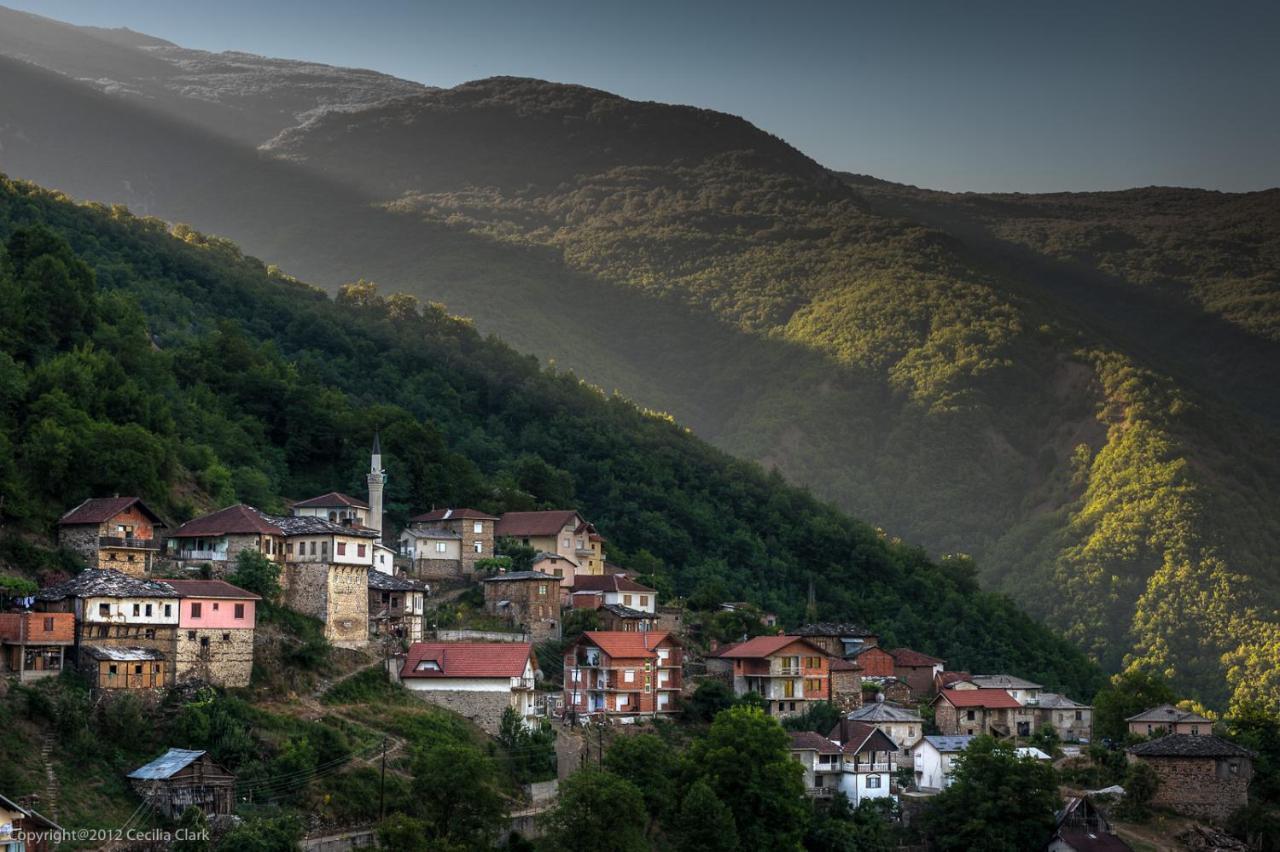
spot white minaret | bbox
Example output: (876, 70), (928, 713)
(367, 432), (386, 540)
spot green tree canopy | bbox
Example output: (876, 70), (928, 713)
(537, 768), (648, 852)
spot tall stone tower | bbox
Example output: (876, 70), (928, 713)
(367, 432), (386, 541)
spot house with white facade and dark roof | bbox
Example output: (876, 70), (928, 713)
(390, 641), (540, 733)
(912, 735), (974, 792)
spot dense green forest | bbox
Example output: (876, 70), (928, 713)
(0, 174), (1102, 696)
(1, 32), (1277, 710)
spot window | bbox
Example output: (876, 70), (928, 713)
(187, 631), (196, 641)
(867, 775), (881, 788)
(145, 604), (153, 617)
(473, 541), (483, 553)
(192, 602), (203, 618)
(473, 521), (483, 534)
(337, 542), (347, 556)
(234, 603), (245, 619)
(43, 617), (54, 631)
(623, 594), (632, 606)
(624, 670), (635, 683)
(435, 542), (448, 553)
(144, 628), (156, 639)
(966, 710), (976, 721)
(554, 569), (563, 578)
(640, 596), (648, 607)
(1191, 726), (1200, 735)
(538, 584), (548, 595)
(164, 604), (172, 618)
(200, 637), (210, 648)
(805, 656), (823, 668)
(1075, 710), (1083, 721)
(108, 664), (118, 676)
(222, 633), (231, 642)
(309, 541), (317, 556)
(287, 542), (294, 555)
(357, 544), (367, 558)
(783, 680), (796, 698)
(562, 537), (571, 548)
(805, 678), (822, 692)
(134, 664), (143, 675)
(132, 603), (141, 616)
(99, 603), (110, 617)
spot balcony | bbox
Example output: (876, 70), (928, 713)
(173, 550), (227, 562)
(99, 536), (159, 550)
(846, 763), (892, 773)
(776, 667), (802, 676)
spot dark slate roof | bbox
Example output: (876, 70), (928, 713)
(1127, 735), (1253, 758)
(37, 569), (176, 601)
(601, 604), (651, 619)
(792, 622), (877, 638)
(291, 491), (369, 509)
(480, 571), (557, 583)
(59, 496), (166, 526)
(1039, 692), (1091, 710)
(1125, 703), (1213, 725)
(402, 526), (462, 539)
(409, 508), (499, 523)
(269, 513), (380, 538)
(971, 674), (1043, 690)
(919, 735), (975, 753)
(368, 571), (427, 591)
(127, 748), (207, 780)
(847, 701), (923, 723)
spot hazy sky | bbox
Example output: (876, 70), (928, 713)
(9, 0), (1279, 192)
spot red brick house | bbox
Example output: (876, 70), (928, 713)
(563, 631), (682, 719)
(933, 687), (1036, 737)
(852, 645), (896, 678)
(717, 635), (830, 717)
(0, 611), (75, 681)
(58, 496), (166, 575)
(888, 647), (945, 697)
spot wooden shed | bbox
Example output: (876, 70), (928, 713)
(126, 749), (236, 818)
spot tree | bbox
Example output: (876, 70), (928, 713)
(683, 680), (735, 724)
(498, 706), (557, 784)
(229, 549), (281, 603)
(603, 733), (678, 829)
(1092, 671), (1176, 741)
(411, 741), (507, 849)
(671, 778), (737, 852)
(1115, 759), (1160, 822)
(215, 812), (303, 852)
(537, 768), (648, 852)
(804, 795), (895, 852)
(171, 806), (210, 852)
(685, 706), (808, 850)
(781, 701), (841, 735)
(918, 736), (1059, 851)
(1029, 723), (1060, 755)
(377, 813), (431, 852)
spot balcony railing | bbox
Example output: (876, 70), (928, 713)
(846, 763), (892, 773)
(99, 536), (159, 550)
(173, 550), (227, 561)
(776, 667), (802, 676)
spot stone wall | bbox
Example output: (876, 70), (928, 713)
(58, 525), (100, 567)
(173, 627), (255, 687)
(411, 557), (464, 580)
(326, 565), (370, 648)
(283, 561), (330, 622)
(407, 688), (513, 734)
(1140, 755), (1252, 824)
(830, 670), (863, 712)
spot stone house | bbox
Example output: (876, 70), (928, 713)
(1126, 704), (1214, 737)
(481, 571), (560, 639)
(563, 631), (682, 719)
(405, 508), (498, 576)
(368, 572), (427, 643)
(0, 610), (75, 681)
(598, 604), (657, 633)
(828, 720), (898, 807)
(716, 635), (830, 718)
(274, 513), (380, 648)
(58, 496), (166, 576)
(398, 526), (463, 577)
(165, 579), (259, 688)
(828, 658), (864, 712)
(655, 604), (685, 635)
(1126, 735), (1253, 823)
(842, 700), (924, 767)
(932, 687), (1036, 737)
(792, 623), (879, 657)
(0, 791), (61, 852)
(888, 647), (946, 697)
(912, 735), (974, 791)
(496, 510), (604, 579)
(392, 642), (540, 733)
(126, 748), (236, 819)
(166, 503), (288, 568)
(1038, 693), (1093, 742)
(35, 569), (179, 688)
(290, 491), (370, 527)
(788, 730), (844, 797)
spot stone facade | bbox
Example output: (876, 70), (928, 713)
(482, 573), (560, 640)
(830, 664), (864, 712)
(411, 557), (466, 579)
(174, 627), (255, 687)
(405, 688), (516, 735)
(1137, 755), (1252, 823)
(282, 561), (370, 648)
(458, 518), (495, 575)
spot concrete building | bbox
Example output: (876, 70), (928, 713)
(1126, 704), (1214, 737)
(0, 611), (75, 681)
(787, 731), (844, 797)
(932, 687), (1036, 737)
(480, 571), (560, 640)
(405, 508), (498, 577)
(165, 579), (259, 688)
(368, 571), (427, 643)
(398, 526), (463, 577)
(563, 631), (682, 719)
(569, 574), (657, 612)
(126, 749), (236, 819)
(842, 700), (924, 767)
(495, 511), (604, 579)
(57, 496), (166, 575)
(1038, 692), (1093, 743)
(392, 642), (540, 733)
(1126, 735), (1253, 823)
(35, 569), (179, 688)
(716, 635), (830, 718)
(912, 735), (974, 791)
(166, 503), (287, 567)
(829, 720), (898, 807)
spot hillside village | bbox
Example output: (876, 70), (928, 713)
(2, 437), (1272, 851)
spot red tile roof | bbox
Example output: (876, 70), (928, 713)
(788, 731), (842, 754)
(715, 635), (826, 659)
(889, 647), (946, 667)
(409, 508), (499, 523)
(936, 671), (972, 688)
(400, 642), (535, 679)
(164, 579), (261, 600)
(169, 504), (281, 537)
(496, 510), (583, 537)
(581, 631), (676, 659)
(936, 688), (1022, 709)
(571, 575), (655, 594)
(291, 492), (368, 510)
(59, 496), (165, 526)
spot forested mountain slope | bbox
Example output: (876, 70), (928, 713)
(1, 19), (1277, 708)
(0, 174), (1102, 698)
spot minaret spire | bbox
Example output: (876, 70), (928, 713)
(367, 431), (385, 541)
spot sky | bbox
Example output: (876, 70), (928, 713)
(7, 0), (1279, 193)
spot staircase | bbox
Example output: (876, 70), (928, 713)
(40, 732), (59, 821)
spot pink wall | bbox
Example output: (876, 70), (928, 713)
(178, 598), (256, 629)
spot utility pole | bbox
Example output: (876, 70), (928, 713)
(379, 736), (388, 820)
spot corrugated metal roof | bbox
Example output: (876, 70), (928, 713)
(127, 748), (206, 780)
(83, 645), (166, 661)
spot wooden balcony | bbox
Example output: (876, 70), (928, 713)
(99, 536), (159, 550)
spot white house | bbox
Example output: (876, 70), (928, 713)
(829, 719), (898, 806)
(569, 574), (659, 613)
(787, 731), (845, 796)
(290, 491), (370, 527)
(391, 641), (539, 731)
(842, 700), (924, 767)
(398, 527), (462, 561)
(912, 735), (974, 791)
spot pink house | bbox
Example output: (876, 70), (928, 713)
(166, 580), (260, 687)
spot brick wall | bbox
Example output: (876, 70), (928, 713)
(173, 627), (255, 687)
(457, 519), (494, 575)
(1138, 755), (1252, 824)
